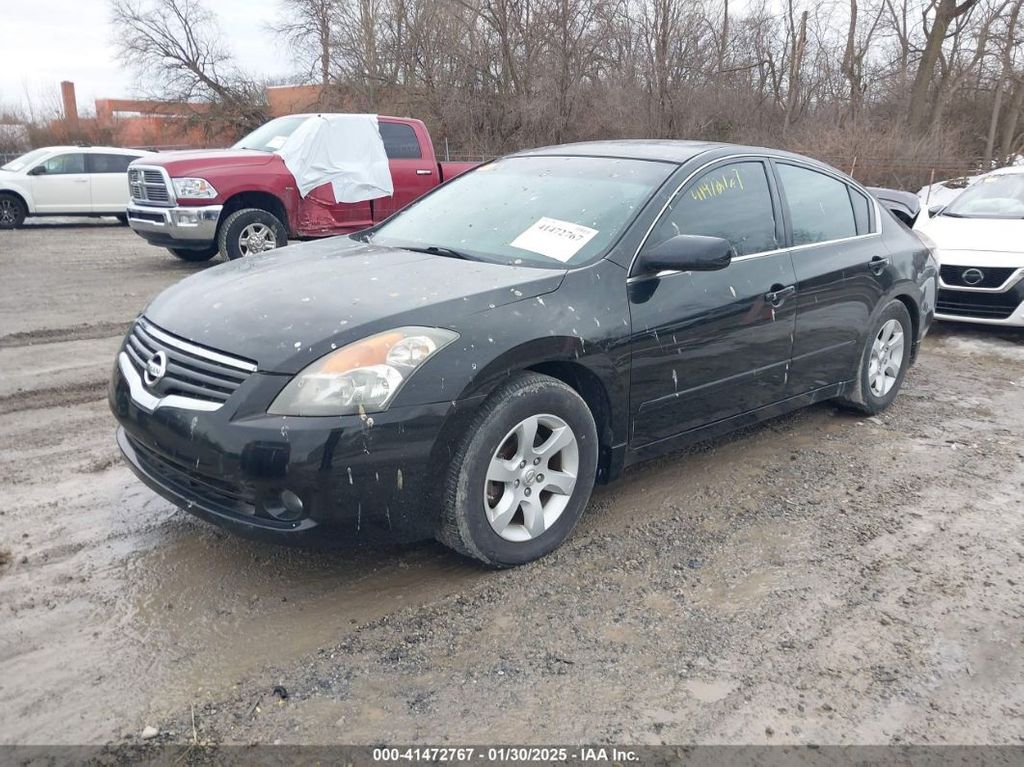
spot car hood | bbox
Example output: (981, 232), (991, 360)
(143, 238), (566, 374)
(135, 148), (279, 176)
(917, 215), (1024, 254)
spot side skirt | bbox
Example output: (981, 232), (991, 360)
(620, 381), (851, 469)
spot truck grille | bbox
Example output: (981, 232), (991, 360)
(124, 318), (256, 405)
(128, 167), (172, 205)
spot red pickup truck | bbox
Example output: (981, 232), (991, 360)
(126, 115), (478, 261)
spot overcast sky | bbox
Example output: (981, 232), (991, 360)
(1, 0), (292, 114)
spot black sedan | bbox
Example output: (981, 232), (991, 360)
(110, 141), (938, 567)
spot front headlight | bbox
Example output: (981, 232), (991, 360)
(171, 177), (218, 199)
(268, 327), (459, 416)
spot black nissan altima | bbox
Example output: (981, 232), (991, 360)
(110, 140), (937, 566)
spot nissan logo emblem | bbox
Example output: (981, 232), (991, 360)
(961, 268), (985, 286)
(143, 350), (168, 387)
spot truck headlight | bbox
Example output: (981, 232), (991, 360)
(171, 177), (218, 199)
(268, 327), (459, 416)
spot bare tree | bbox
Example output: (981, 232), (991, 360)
(270, 0), (340, 93)
(907, 0), (981, 130)
(110, 0), (267, 131)
(984, 0), (1023, 161)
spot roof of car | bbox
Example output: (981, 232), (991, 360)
(515, 139), (725, 163)
(987, 164), (1024, 176)
(513, 139), (840, 169)
(36, 145), (151, 154)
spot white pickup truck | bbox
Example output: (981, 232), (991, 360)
(0, 146), (152, 228)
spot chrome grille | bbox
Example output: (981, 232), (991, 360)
(124, 318), (256, 405)
(128, 167), (172, 205)
(939, 265), (1017, 289)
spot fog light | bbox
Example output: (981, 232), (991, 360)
(281, 489), (303, 514)
(174, 210), (199, 226)
(264, 489), (305, 522)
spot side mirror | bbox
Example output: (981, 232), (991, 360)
(927, 204), (944, 217)
(28, 165), (46, 176)
(638, 234), (734, 274)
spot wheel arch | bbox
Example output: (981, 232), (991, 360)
(219, 191), (289, 236)
(0, 187), (31, 213)
(526, 360), (617, 483)
(891, 291), (921, 362)
(445, 335), (626, 484)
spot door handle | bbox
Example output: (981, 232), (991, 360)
(869, 255), (890, 275)
(72, 178), (89, 183)
(415, 169), (433, 175)
(764, 284), (796, 307)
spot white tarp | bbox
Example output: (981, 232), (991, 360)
(276, 114), (394, 203)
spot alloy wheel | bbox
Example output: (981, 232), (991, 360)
(0, 199), (19, 226)
(868, 318), (904, 397)
(238, 222), (277, 255)
(484, 413), (579, 542)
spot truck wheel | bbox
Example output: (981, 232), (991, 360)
(0, 193), (27, 229)
(168, 246), (218, 262)
(436, 372), (599, 567)
(218, 208), (287, 260)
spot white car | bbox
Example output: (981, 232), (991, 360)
(0, 146), (152, 229)
(915, 165), (1024, 326)
(917, 174), (981, 209)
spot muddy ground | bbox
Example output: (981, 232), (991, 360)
(0, 221), (1022, 746)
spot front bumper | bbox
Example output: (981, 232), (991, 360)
(127, 203), (222, 248)
(110, 354), (478, 544)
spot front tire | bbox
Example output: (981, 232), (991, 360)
(167, 245), (218, 262)
(437, 373), (599, 567)
(835, 299), (913, 415)
(0, 193), (27, 229)
(217, 208), (287, 260)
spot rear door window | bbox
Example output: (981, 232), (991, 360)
(379, 122), (422, 159)
(87, 154), (136, 173)
(645, 161), (779, 257)
(777, 163), (858, 245)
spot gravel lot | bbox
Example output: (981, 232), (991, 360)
(1, 221), (1022, 746)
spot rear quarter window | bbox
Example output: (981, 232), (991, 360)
(849, 187), (872, 234)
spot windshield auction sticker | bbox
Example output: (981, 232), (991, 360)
(510, 217), (599, 262)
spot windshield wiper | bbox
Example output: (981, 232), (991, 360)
(401, 245), (477, 261)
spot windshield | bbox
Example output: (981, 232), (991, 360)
(233, 116), (310, 152)
(368, 155), (675, 268)
(1, 148), (50, 172)
(942, 172), (1024, 219)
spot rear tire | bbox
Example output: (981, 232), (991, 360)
(168, 245), (218, 262)
(217, 208), (287, 260)
(437, 373), (598, 567)
(834, 299), (913, 415)
(0, 193), (27, 229)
